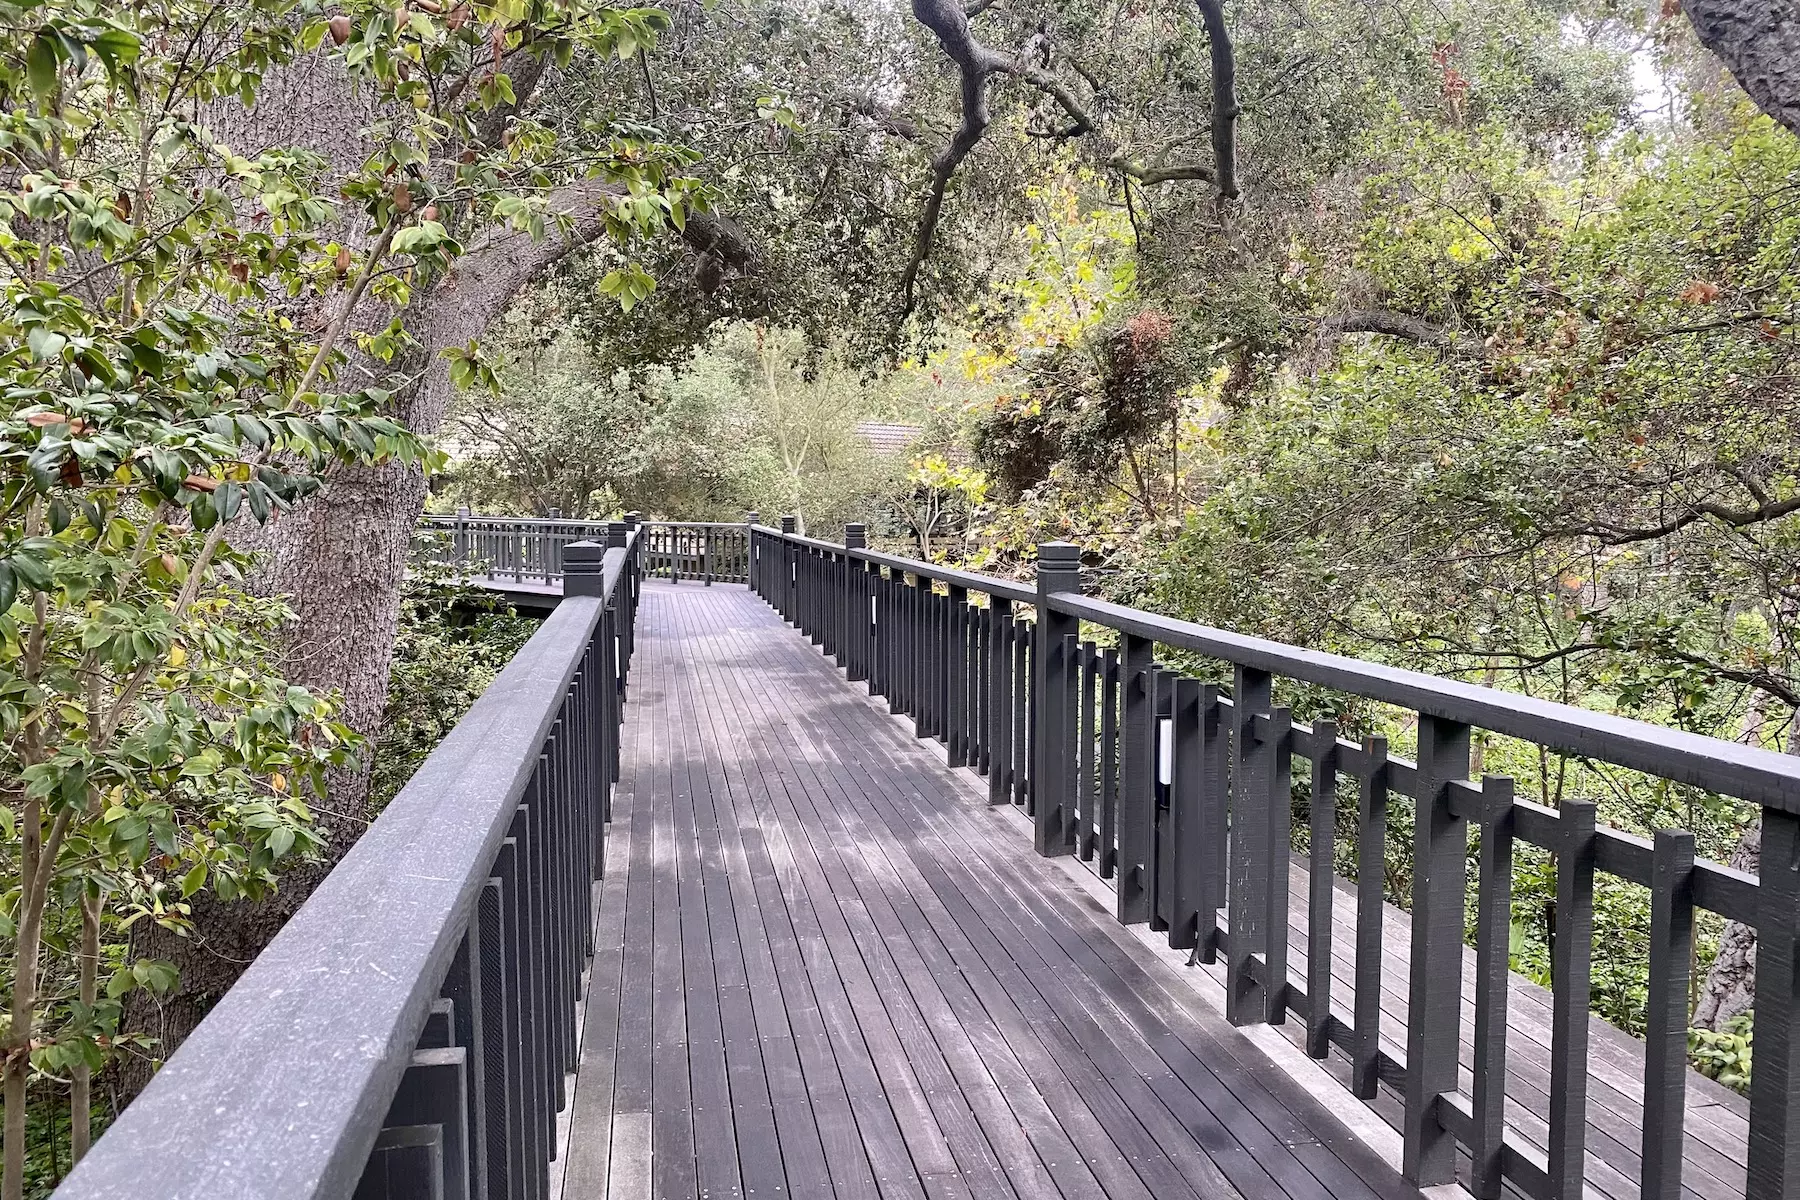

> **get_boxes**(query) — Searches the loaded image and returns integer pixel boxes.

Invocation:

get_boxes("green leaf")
[180,862,207,897]
[214,480,242,523]
[25,31,58,98]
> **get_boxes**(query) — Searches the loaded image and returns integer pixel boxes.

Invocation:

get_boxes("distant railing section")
[749,518,1800,1200]
[420,511,752,586]
[58,534,645,1200]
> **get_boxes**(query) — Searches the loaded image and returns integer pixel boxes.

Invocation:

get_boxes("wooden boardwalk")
[562,581,1424,1200]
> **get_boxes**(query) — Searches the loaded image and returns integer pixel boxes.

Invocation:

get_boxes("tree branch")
[1315,308,1485,355]
[1558,495,1800,545]
[1107,152,1215,186]
[899,0,1093,318]
[415,179,753,428]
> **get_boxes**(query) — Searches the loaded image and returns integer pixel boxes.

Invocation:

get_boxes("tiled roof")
[855,421,922,455]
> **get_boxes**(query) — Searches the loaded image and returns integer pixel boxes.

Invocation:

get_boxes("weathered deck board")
[564,581,1426,1200]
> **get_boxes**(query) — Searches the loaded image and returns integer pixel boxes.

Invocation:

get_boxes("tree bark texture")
[1682,0,1800,135]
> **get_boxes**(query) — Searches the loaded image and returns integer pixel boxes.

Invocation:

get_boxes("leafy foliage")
[367,559,536,813]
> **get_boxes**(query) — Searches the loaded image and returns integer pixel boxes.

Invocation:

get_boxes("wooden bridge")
[56,518,1800,1200]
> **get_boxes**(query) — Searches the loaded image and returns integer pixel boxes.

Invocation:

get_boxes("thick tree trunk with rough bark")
[1682,0,1800,134]
[1694,820,1761,1029]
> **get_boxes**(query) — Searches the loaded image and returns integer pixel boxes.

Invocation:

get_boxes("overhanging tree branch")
[898,0,1095,318]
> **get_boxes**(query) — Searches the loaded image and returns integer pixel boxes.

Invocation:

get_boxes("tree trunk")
[1691,719,1799,1030]
[1681,0,1800,135]
[1693,820,1760,1029]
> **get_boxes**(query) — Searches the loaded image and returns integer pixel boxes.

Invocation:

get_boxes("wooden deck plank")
[774,684,1407,1200]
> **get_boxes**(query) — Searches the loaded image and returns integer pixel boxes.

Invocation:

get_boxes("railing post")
[563,539,607,600]
[746,512,760,594]
[1748,806,1800,1199]
[844,525,867,682]
[1033,543,1080,857]
[1403,714,1472,1185]
[454,505,470,566]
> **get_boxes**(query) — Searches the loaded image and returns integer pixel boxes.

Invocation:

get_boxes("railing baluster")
[1117,633,1156,923]
[974,599,990,775]
[1226,665,1272,1026]
[1547,798,1596,1200]
[478,879,516,1200]
[1305,719,1338,1056]
[1013,617,1029,806]
[440,928,488,1197]
[1198,688,1227,961]
[1078,642,1097,860]
[988,598,1012,805]
[1152,667,1176,933]
[1640,827,1693,1200]
[1168,676,1203,951]
[1471,774,1515,1199]
[1265,705,1293,1023]
[1101,648,1118,879]
[1749,806,1800,1200]
[949,584,969,767]
[496,832,541,1200]
[1352,734,1388,1099]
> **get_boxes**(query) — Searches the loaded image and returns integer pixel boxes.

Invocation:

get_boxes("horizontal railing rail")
[419,511,753,587]
[57,534,645,1200]
[748,518,1800,1200]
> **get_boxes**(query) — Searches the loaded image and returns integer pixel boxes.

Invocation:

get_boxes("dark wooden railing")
[57,535,644,1200]
[420,511,751,586]
[749,518,1800,1200]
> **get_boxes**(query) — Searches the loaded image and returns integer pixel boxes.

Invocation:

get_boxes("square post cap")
[780,515,798,533]
[845,523,867,549]
[564,540,608,596]
[455,506,471,517]
[606,521,627,548]
[746,511,761,526]
[1036,541,1082,594]
[624,511,641,528]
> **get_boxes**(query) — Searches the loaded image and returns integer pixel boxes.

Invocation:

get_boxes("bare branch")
[899,0,1093,318]
[1561,496,1800,546]
[1316,308,1485,355]
[1108,152,1215,186]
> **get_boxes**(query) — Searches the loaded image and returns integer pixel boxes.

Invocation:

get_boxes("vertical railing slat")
[1547,799,1597,1200]
[1305,720,1338,1057]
